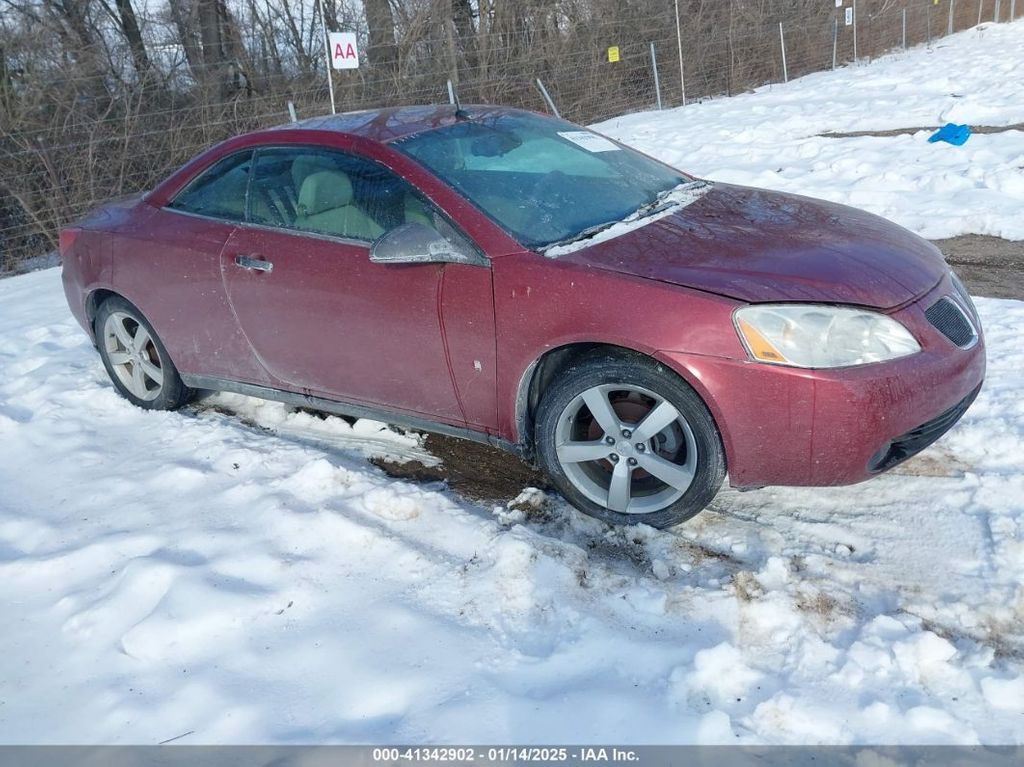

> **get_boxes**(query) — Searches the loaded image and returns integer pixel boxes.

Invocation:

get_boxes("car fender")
[493,252,747,446]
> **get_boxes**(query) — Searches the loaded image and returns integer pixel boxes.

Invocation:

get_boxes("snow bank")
[594,20,1024,241]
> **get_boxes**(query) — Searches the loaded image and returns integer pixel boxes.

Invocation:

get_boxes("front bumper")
[657,276,986,488]
[867,382,980,473]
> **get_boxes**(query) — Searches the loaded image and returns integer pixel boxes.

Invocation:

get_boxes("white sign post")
[845,2,856,60]
[315,0,360,116]
[316,0,335,114]
[329,33,360,69]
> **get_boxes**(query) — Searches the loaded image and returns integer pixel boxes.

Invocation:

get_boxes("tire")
[535,351,726,528]
[94,296,193,411]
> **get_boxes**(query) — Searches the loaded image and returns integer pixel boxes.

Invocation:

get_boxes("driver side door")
[220,145,496,430]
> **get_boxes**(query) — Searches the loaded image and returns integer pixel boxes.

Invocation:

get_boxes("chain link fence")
[1,0,1020,273]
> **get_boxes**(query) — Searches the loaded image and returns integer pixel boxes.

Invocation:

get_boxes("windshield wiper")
[633,180,709,220]
[547,219,622,250]
[545,180,709,252]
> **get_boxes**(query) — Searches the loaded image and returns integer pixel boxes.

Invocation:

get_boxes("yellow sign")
[607,46,620,63]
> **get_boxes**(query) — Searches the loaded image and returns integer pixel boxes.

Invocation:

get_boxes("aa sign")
[329,32,359,69]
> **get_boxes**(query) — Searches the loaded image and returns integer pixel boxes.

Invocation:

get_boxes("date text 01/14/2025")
[371,747,640,762]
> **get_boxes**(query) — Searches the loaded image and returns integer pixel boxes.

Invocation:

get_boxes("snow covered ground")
[1,20,1024,747]
[2,269,1023,746]
[595,20,1024,242]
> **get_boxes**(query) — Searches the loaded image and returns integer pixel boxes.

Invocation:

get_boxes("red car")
[60,106,985,527]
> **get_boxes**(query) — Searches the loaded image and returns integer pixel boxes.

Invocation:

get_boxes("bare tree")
[100,0,152,80]
[197,0,228,97]
[365,0,398,72]
[274,0,315,76]
[167,0,205,80]
[451,0,477,70]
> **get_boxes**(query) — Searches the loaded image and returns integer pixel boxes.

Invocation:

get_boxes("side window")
[169,151,253,222]
[247,147,449,244]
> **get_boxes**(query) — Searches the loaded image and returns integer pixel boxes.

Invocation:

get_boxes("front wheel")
[535,352,726,528]
[94,296,193,411]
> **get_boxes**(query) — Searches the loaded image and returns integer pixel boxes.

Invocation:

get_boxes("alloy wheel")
[554,383,698,515]
[102,311,165,401]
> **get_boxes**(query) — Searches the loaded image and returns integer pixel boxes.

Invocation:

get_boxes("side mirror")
[370,222,486,267]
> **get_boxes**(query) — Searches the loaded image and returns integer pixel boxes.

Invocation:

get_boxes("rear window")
[169,151,253,222]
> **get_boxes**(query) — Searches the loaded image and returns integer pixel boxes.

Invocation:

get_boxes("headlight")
[734,304,920,368]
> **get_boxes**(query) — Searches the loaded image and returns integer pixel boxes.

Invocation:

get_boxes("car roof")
[261,104,542,144]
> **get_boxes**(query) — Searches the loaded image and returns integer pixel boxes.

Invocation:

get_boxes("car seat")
[291,155,324,192]
[296,170,385,241]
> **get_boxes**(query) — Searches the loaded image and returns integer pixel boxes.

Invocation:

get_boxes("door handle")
[234,255,273,273]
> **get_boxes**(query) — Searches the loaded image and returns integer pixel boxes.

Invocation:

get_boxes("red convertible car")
[60,106,985,527]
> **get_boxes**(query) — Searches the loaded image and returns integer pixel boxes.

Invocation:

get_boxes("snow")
[2,270,1023,745]
[594,20,1024,242]
[2,19,1024,746]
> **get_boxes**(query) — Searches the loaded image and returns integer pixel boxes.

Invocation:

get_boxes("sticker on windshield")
[557,131,621,153]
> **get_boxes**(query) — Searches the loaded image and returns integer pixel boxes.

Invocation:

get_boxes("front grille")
[868,383,981,473]
[925,296,977,348]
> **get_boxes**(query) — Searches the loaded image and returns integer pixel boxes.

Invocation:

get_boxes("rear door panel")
[110,206,269,384]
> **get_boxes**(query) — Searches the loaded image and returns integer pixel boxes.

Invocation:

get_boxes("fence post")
[535,79,561,119]
[649,42,663,110]
[927,4,932,43]
[315,0,336,114]
[779,22,788,82]
[994,0,1001,20]
[949,0,956,35]
[674,0,686,105]
[902,8,907,48]
[1013,0,1017,20]
[832,17,838,69]
[977,0,984,24]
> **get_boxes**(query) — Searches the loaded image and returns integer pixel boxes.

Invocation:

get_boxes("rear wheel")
[535,352,725,528]
[94,296,192,410]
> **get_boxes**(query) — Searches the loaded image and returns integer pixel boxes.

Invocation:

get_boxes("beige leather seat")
[252,155,324,226]
[296,170,384,241]
[291,155,323,192]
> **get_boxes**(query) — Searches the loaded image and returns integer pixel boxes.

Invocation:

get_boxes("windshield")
[393,112,689,250]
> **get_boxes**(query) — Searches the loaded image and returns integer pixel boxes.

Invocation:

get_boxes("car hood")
[557,183,946,310]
